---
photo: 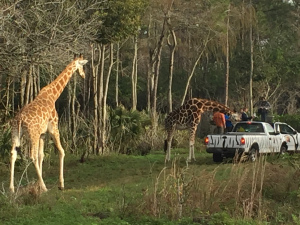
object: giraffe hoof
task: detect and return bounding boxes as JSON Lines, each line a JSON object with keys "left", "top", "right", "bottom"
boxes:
{"left": 58, "top": 186, "right": 64, "bottom": 191}
{"left": 9, "top": 186, "right": 15, "bottom": 193}
{"left": 186, "top": 158, "right": 196, "bottom": 163}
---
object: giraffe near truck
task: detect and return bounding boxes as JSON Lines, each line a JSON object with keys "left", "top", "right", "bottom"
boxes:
{"left": 164, "top": 98, "right": 239, "bottom": 162}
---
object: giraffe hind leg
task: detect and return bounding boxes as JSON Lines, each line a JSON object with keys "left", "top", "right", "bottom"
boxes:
{"left": 10, "top": 143, "right": 18, "bottom": 193}
{"left": 30, "top": 140, "right": 48, "bottom": 192}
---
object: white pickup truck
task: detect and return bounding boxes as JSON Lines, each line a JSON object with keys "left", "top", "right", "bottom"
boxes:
{"left": 205, "top": 121, "right": 300, "bottom": 162}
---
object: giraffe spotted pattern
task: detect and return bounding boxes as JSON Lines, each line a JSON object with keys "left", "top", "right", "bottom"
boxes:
{"left": 164, "top": 98, "right": 237, "bottom": 162}
{"left": 10, "top": 55, "right": 88, "bottom": 193}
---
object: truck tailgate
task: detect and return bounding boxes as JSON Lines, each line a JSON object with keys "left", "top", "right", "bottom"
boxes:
{"left": 206, "top": 134, "right": 240, "bottom": 148}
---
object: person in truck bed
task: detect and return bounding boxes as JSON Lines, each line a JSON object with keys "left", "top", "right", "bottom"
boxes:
{"left": 254, "top": 96, "right": 271, "bottom": 122}
{"left": 213, "top": 108, "right": 226, "bottom": 134}
{"left": 241, "top": 107, "right": 253, "bottom": 121}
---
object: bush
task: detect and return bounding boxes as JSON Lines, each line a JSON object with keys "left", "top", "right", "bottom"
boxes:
{"left": 273, "top": 114, "right": 300, "bottom": 131}
{"left": 0, "top": 123, "right": 11, "bottom": 160}
{"left": 108, "top": 106, "right": 152, "bottom": 155}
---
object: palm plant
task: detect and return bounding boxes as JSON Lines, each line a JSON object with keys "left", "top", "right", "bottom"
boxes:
{"left": 109, "top": 106, "right": 151, "bottom": 154}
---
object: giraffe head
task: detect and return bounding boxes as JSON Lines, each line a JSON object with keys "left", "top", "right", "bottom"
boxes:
{"left": 74, "top": 54, "right": 88, "bottom": 78}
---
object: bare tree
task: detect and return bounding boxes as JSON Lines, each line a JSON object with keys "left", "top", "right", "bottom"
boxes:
{"left": 131, "top": 35, "right": 138, "bottom": 111}
{"left": 166, "top": 18, "right": 177, "bottom": 113}
{"left": 181, "top": 35, "right": 211, "bottom": 105}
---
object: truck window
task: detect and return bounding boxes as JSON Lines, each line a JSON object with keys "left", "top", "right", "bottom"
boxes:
{"left": 279, "top": 124, "right": 294, "bottom": 134}
{"left": 233, "top": 123, "right": 264, "bottom": 133}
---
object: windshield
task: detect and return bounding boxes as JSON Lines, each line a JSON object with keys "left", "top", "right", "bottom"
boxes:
{"left": 233, "top": 123, "right": 264, "bottom": 133}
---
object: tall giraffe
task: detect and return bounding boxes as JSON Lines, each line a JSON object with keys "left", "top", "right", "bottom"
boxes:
{"left": 164, "top": 98, "right": 237, "bottom": 162}
{"left": 9, "top": 55, "right": 88, "bottom": 193}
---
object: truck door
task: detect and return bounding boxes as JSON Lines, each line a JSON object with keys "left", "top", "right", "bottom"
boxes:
{"left": 278, "top": 123, "right": 300, "bottom": 151}
{"left": 265, "top": 123, "right": 281, "bottom": 153}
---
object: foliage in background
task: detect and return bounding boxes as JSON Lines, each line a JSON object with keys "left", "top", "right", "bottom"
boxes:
{"left": 108, "top": 106, "right": 152, "bottom": 154}
{"left": 0, "top": 125, "right": 11, "bottom": 160}
{"left": 273, "top": 114, "right": 300, "bottom": 132}
{"left": 97, "top": 0, "right": 148, "bottom": 43}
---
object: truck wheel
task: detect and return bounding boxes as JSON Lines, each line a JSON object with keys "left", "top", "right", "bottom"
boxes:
{"left": 248, "top": 148, "right": 258, "bottom": 162}
{"left": 280, "top": 145, "right": 287, "bottom": 155}
{"left": 213, "top": 153, "right": 223, "bottom": 162}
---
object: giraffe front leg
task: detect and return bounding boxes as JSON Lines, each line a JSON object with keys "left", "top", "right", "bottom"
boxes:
{"left": 54, "top": 137, "right": 65, "bottom": 191}
{"left": 48, "top": 110, "right": 65, "bottom": 190}
{"left": 165, "top": 129, "right": 174, "bottom": 162}
{"left": 49, "top": 128, "right": 65, "bottom": 190}
{"left": 10, "top": 144, "right": 18, "bottom": 193}
{"left": 188, "top": 140, "right": 195, "bottom": 162}
{"left": 188, "top": 127, "right": 197, "bottom": 162}
{"left": 38, "top": 135, "right": 46, "bottom": 176}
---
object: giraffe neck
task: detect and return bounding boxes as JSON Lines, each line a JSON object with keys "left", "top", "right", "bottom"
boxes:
{"left": 38, "top": 61, "right": 76, "bottom": 102}
{"left": 184, "top": 98, "right": 233, "bottom": 114}
{"left": 206, "top": 102, "right": 232, "bottom": 114}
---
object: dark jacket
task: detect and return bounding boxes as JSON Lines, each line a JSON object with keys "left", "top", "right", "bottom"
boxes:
{"left": 241, "top": 112, "right": 252, "bottom": 121}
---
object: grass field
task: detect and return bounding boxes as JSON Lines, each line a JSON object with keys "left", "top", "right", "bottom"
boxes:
{"left": 1, "top": 145, "right": 300, "bottom": 225}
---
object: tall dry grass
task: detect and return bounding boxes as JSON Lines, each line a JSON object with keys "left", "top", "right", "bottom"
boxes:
{"left": 141, "top": 155, "right": 275, "bottom": 221}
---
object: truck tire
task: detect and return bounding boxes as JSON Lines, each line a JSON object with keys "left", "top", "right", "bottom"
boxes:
{"left": 248, "top": 148, "right": 258, "bottom": 162}
{"left": 213, "top": 153, "right": 223, "bottom": 162}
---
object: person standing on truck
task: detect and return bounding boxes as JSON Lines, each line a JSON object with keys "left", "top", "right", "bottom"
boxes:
{"left": 213, "top": 108, "right": 226, "bottom": 134}
{"left": 254, "top": 96, "right": 271, "bottom": 122}
{"left": 241, "top": 107, "right": 253, "bottom": 121}
{"left": 225, "top": 113, "right": 233, "bottom": 132}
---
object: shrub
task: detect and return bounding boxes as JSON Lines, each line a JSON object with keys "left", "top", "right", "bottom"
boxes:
{"left": 0, "top": 123, "right": 11, "bottom": 160}
{"left": 108, "top": 106, "right": 152, "bottom": 155}
{"left": 273, "top": 114, "right": 300, "bottom": 131}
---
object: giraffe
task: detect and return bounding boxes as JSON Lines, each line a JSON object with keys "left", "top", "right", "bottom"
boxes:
{"left": 164, "top": 98, "right": 237, "bottom": 162}
{"left": 9, "top": 54, "right": 88, "bottom": 193}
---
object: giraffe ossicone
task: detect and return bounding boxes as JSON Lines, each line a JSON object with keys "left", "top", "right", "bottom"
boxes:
{"left": 9, "top": 54, "right": 88, "bottom": 193}
{"left": 164, "top": 98, "right": 237, "bottom": 162}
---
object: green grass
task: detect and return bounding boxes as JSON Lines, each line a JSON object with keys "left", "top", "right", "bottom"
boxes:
{"left": 2, "top": 146, "right": 300, "bottom": 224}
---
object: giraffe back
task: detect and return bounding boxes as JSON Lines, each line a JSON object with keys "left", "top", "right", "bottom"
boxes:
{"left": 165, "top": 98, "right": 236, "bottom": 131}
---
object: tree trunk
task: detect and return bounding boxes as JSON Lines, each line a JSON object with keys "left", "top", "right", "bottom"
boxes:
{"left": 24, "top": 64, "right": 33, "bottom": 105}
{"left": 147, "top": 64, "right": 151, "bottom": 112}
{"left": 115, "top": 42, "right": 120, "bottom": 107}
{"left": 70, "top": 72, "right": 77, "bottom": 152}
{"left": 146, "top": 14, "right": 152, "bottom": 113}
{"left": 5, "top": 76, "right": 13, "bottom": 117}
{"left": 249, "top": 0, "right": 254, "bottom": 115}
{"left": 167, "top": 20, "right": 177, "bottom": 113}
{"left": 224, "top": 4, "right": 230, "bottom": 106}
{"left": 131, "top": 36, "right": 138, "bottom": 111}
{"left": 151, "top": 23, "right": 166, "bottom": 130}
{"left": 97, "top": 44, "right": 105, "bottom": 154}
{"left": 91, "top": 43, "right": 101, "bottom": 154}
{"left": 181, "top": 35, "right": 211, "bottom": 105}
{"left": 20, "top": 67, "right": 27, "bottom": 107}
{"left": 102, "top": 43, "right": 114, "bottom": 154}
